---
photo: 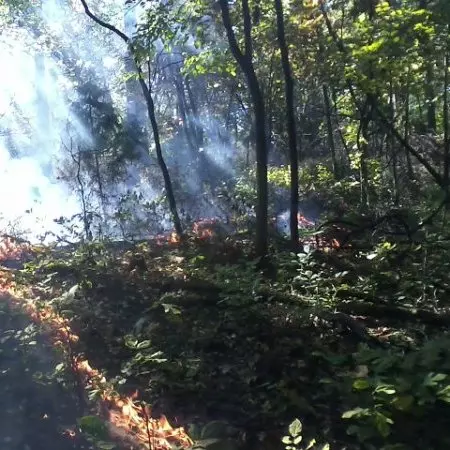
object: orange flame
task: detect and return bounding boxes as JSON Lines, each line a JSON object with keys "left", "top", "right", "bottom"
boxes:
{"left": 192, "top": 219, "right": 222, "bottom": 240}
{"left": 0, "top": 237, "right": 193, "bottom": 450}
{"left": 0, "top": 235, "right": 30, "bottom": 262}
{"left": 169, "top": 232, "right": 180, "bottom": 244}
{"left": 297, "top": 213, "right": 315, "bottom": 228}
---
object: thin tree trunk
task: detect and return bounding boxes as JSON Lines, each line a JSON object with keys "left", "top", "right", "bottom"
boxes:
{"left": 403, "top": 75, "right": 414, "bottom": 179}
{"left": 274, "top": 0, "right": 299, "bottom": 249}
{"left": 173, "top": 74, "right": 197, "bottom": 154}
{"left": 331, "top": 88, "right": 351, "bottom": 170}
{"left": 443, "top": 24, "right": 450, "bottom": 194}
{"left": 219, "top": 0, "right": 269, "bottom": 258}
{"left": 185, "top": 76, "right": 204, "bottom": 148}
{"left": 123, "top": 2, "right": 148, "bottom": 160}
{"left": 389, "top": 77, "right": 399, "bottom": 205}
{"left": 79, "top": 0, "right": 183, "bottom": 237}
{"left": 358, "top": 109, "right": 370, "bottom": 209}
{"left": 141, "top": 66, "right": 183, "bottom": 236}
{"left": 322, "top": 83, "right": 338, "bottom": 178}
{"left": 425, "top": 65, "right": 437, "bottom": 133}
{"left": 419, "top": 0, "right": 437, "bottom": 133}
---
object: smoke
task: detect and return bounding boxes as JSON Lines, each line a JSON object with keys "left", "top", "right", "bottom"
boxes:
{"left": 0, "top": 0, "right": 128, "bottom": 241}
{"left": 0, "top": 0, "right": 240, "bottom": 242}
{"left": 0, "top": 24, "right": 79, "bottom": 239}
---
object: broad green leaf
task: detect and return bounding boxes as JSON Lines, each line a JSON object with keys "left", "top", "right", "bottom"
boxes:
{"left": 342, "top": 407, "right": 369, "bottom": 419}
{"left": 353, "top": 378, "right": 370, "bottom": 390}
{"left": 288, "top": 418, "right": 302, "bottom": 437}
{"left": 392, "top": 395, "right": 414, "bottom": 411}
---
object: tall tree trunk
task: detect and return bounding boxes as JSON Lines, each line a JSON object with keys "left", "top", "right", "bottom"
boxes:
{"left": 359, "top": 0, "right": 377, "bottom": 210}
{"left": 403, "top": 74, "right": 414, "bottom": 179}
{"left": 174, "top": 70, "right": 214, "bottom": 189}
{"left": 424, "top": 65, "right": 437, "bottom": 133}
{"left": 443, "top": 23, "right": 450, "bottom": 194}
{"left": 219, "top": 0, "right": 268, "bottom": 258}
{"left": 419, "top": 0, "right": 437, "bottom": 133}
{"left": 173, "top": 74, "right": 198, "bottom": 154}
{"left": 389, "top": 77, "right": 399, "bottom": 205}
{"left": 80, "top": 0, "right": 183, "bottom": 237}
{"left": 358, "top": 105, "right": 370, "bottom": 210}
{"left": 123, "top": 2, "right": 149, "bottom": 161}
{"left": 185, "top": 76, "right": 204, "bottom": 148}
{"left": 141, "top": 66, "right": 183, "bottom": 237}
{"left": 87, "top": 103, "right": 107, "bottom": 213}
{"left": 322, "top": 83, "right": 338, "bottom": 178}
{"left": 273, "top": 0, "right": 299, "bottom": 249}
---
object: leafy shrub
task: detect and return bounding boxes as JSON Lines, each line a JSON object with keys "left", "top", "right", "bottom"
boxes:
{"left": 342, "top": 339, "right": 450, "bottom": 449}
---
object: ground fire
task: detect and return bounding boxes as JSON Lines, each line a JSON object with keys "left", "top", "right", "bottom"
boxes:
{"left": 0, "top": 236, "right": 193, "bottom": 450}
{"left": 0, "top": 220, "right": 344, "bottom": 448}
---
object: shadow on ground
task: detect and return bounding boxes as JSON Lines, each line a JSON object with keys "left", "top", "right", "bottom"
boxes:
{"left": 0, "top": 293, "right": 92, "bottom": 450}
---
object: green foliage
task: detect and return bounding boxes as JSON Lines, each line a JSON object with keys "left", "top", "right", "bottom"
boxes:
{"left": 77, "top": 415, "right": 117, "bottom": 449}
{"left": 184, "top": 50, "right": 237, "bottom": 77}
{"left": 268, "top": 165, "right": 291, "bottom": 189}
{"left": 282, "top": 418, "right": 330, "bottom": 450}
{"left": 341, "top": 340, "right": 450, "bottom": 448}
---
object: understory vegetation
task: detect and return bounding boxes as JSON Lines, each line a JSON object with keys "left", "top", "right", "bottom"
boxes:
{"left": 1, "top": 0, "right": 450, "bottom": 449}
{"left": 4, "top": 172, "right": 450, "bottom": 450}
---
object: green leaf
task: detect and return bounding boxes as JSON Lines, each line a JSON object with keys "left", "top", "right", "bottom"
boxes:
{"left": 392, "top": 395, "right": 414, "bottom": 411}
{"left": 288, "top": 418, "right": 302, "bottom": 437}
{"left": 430, "top": 373, "right": 447, "bottom": 382}
{"left": 342, "top": 407, "right": 369, "bottom": 419}
{"left": 282, "top": 436, "right": 292, "bottom": 444}
{"left": 77, "top": 415, "right": 108, "bottom": 440}
{"left": 374, "top": 384, "right": 396, "bottom": 395}
{"left": 353, "top": 378, "right": 370, "bottom": 390}
{"left": 136, "top": 340, "right": 152, "bottom": 350}
{"left": 375, "top": 413, "right": 392, "bottom": 438}
{"left": 54, "top": 362, "right": 65, "bottom": 373}
{"left": 193, "top": 438, "right": 221, "bottom": 448}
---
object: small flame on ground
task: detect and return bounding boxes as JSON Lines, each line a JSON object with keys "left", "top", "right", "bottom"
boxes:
{"left": 62, "top": 428, "right": 77, "bottom": 438}
{"left": 169, "top": 232, "right": 180, "bottom": 244}
{"left": 0, "top": 237, "right": 193, "bottom": 450}
{"left": 192, "top": 218, "right": 222, "bottom": 240}
{"left": 297, "top": 213, "right": 315, "bottom": 228}
{"left": 0, "top": 235, "right": 30, "bottom": 262}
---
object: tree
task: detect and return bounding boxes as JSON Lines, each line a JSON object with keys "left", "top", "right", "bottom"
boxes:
{"left": 218, "top": 0, "right": 269, "bottom": 258}
{"left": 79, "top": 0, "right": 183, "bottom": 238}
{"left": 273, "top": 0, "right": 299, "bottom": 249}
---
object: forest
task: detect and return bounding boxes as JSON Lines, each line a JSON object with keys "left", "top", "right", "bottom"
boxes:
{"left": 0, "top": 0, "right": 450, "bottom": 449}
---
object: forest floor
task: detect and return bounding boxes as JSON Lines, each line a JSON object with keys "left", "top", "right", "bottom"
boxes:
{"left": 1, "top": 225, "right": 450, "bottom": 449}
{"left": 0, "top": 293, "right": 92, "bottom": 450}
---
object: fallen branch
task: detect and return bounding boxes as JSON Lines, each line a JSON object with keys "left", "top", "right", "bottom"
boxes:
{"left": 335, "top": 297, "right": 450, "bottom": 327}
